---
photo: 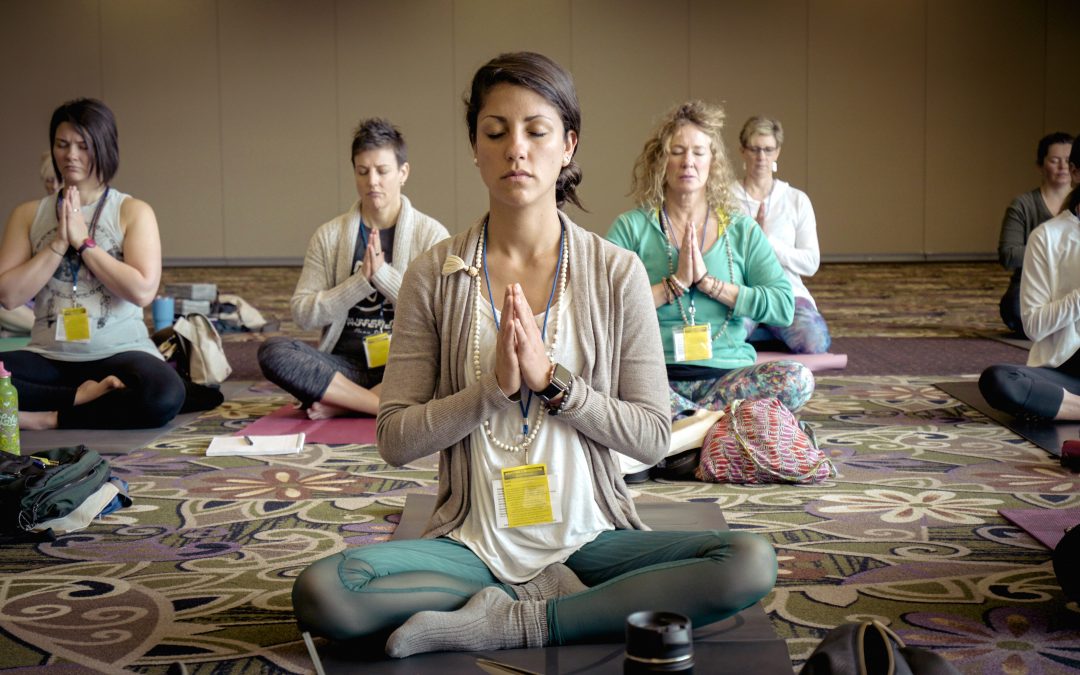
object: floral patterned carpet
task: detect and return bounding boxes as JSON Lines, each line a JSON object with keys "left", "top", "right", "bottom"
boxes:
{"left": 1, "top": 375, "right": 1078, "bottom": 673}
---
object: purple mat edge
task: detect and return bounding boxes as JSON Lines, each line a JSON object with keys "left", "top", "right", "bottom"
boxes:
{"left": 998, "top": 507, "right": 1080, "bottom": 549}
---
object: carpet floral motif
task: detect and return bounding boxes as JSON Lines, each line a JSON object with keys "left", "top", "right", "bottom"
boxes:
{"left": 1, "top": 376, "right": 1078, "bottom": 673}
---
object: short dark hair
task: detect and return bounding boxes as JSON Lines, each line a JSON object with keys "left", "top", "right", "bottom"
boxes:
{"left": 464, "top": 52, "right": 584, "bottom": 210}
{"left": 351, "top": 118, "right": 407, "bottom": 167}
{"left": 1036, "top": 131, "right": 1073, "bottom": 166}
{"left": 49, "top": 98, "right": 119, "bottom": 185}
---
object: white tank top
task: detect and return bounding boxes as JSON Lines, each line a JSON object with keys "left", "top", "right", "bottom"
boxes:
{"left": 25, "top": 189, "right": 161, "bottom": 362}
{"left": 451, "top": 291, "right": 613, "bottom": 583}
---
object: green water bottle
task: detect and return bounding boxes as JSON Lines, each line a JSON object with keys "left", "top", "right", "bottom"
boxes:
{"left": 0, "top": 361, "right": 19, "bottom": 456}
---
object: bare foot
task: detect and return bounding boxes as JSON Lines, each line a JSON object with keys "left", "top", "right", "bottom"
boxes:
{"left": 74, "top": 376, "right": 126, "bottom": 406}
{"left": 19, "top": 410, "right": 59, "bottom": 430}
{"left": 307, "top": 401, "right": 349, "bottom": 420}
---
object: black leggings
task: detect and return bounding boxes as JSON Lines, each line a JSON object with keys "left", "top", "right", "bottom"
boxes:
{"left": 257, "top": 337, "right": 382, "bottom": 406}
{"left": 3, "top": 349, "right": 185, "bottom": 429}
{"left": 979, "top": 350, "right": 1080, "bottom": 419}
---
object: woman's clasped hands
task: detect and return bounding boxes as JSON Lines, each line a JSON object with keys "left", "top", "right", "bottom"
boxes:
{"left": 674, "top": 221, "right": 707, "bottom": 289}
{"left": 51, "top": 185, "right": 91, "bottom": 255}
{"left": 494, "top": 283, "right": 552, "bottom": 398}
{"left": 360, "top": 228, "right": 384, "bottom": 280}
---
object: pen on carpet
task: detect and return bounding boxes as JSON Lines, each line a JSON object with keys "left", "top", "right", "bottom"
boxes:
{"left": 244, "top": 436, "right": 254, "bottom": 445}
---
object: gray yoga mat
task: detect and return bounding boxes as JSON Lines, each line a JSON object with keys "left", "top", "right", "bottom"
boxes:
{"left": 315, "top": 492, "right": 792, "bottom": 674}
{"left": 936, "top": 380, "right": 1076, "bottom": 457}
{"left": 19, "top": 380, "right": 252, "bottom": 453}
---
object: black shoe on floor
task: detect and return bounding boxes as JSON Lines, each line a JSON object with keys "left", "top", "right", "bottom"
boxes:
{"left": 623, "top": 469, "right": 651, "bottom": 484}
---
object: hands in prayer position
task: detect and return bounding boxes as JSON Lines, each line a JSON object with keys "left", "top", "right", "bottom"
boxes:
{"left": 495, "top": 283, "right": 552, "bottom": 397}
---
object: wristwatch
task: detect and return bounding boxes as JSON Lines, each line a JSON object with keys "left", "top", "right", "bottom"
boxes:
{"left": 77, "top": 238, "right": 97, "bottom": 255}
{"left": 536, "top": 363, "right": 572, "bottom": 408}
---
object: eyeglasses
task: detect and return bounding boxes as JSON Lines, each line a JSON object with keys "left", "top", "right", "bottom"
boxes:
{"left": 743, "top": 145, "right": 777, "bottom": 155}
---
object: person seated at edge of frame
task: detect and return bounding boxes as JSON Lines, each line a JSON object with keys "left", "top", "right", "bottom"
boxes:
{"left": 997, "top": 131, "right": 1074, "bottom": 337}
{"left": 0, "top": 153, "right": 58, "bottom": 339}
{"left": 257, "top": 118, "right": 449, "bottom": 420}
{"left": 1072, "top": 140, "right": 1080, "bottom": 188}
{"left": 731, "top": 115, "right": 830, "bottom": 354}
{"left": 979, "top": 182, "right": 1080, "bottom": 421}
{"left": 606, "top": 100, "right": 814, "bottom": 481}
{"left": 290, "top": 52, "right": 777, "bottom": 658}
{"left": 0, "top": 98, "right": 185, "bottom": 430}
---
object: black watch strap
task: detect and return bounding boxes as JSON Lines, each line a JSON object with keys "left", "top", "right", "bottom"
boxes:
{"left": 536, "top": 363, "right": 572, "bottom": 404}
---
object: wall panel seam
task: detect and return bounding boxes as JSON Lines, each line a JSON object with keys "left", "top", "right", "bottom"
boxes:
{"left": 215, "top": 0, "right": 226, "bottom": 255}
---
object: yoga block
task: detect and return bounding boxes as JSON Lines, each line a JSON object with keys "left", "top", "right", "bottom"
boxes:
{"left": 177, "top": 299, "right": 212, "bottom": 316}
{"left": 165, "top": 282, "right": 218, "bottom": 301}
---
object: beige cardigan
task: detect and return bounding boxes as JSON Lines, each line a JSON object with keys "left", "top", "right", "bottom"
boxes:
{"left": 377, "top": 215, "right": 670, "bottom": 538}
{"left": 290, "top": 195, "right": 449, "bottom": 352}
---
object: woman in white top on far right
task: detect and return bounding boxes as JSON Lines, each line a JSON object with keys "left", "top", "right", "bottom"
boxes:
{"left": 732, "top": 116, "right": 830, "bottom": 354}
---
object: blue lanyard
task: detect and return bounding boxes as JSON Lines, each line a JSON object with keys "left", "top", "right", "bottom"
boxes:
{"left": 482, "top": 223, "right": 565, "bottom": 436}
{"left": 57, "top": 187, "right": 110, "bottom": 298}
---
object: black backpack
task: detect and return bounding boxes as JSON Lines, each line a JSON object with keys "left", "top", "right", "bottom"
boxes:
{"left": 0, "top": 445, "right": 112, "bottom": 539}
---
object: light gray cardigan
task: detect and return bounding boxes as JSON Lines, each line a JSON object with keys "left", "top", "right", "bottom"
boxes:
{"left": 290, "top": 195, "right": 449, "bottom": 352}
{"left": 377, "top": 215, "right": 671, "bottom": 538}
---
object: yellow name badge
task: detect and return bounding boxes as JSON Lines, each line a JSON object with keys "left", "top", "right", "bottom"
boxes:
{"left": 673, "top": 324, "right": 712, "bottom": 362}
{"left": 58, "top": 306, "right": 92, "bottom": 342}
{"left": 363, "top": 333, "right": 391, "bottom": 368}
{"left": 500, "top": 463, "right": 555, "bottom": 528}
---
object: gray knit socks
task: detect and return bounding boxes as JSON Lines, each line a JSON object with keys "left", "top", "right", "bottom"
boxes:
{"left": 385, "top": 587, "right": 548, "bottom": 658}
{"left": 511, "top": 563, "right": 588, "bottom": 601}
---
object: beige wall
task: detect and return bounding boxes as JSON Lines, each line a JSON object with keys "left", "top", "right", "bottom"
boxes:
{"left": 1, "top": 0, "right": 1076, "bottom": 264}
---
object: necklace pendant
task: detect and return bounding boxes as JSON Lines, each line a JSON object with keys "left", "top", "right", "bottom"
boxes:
{"left": 522, "top": 422, "right": 529, "bottom": 436}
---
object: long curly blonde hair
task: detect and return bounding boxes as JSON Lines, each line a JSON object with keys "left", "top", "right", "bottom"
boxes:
{"left": 629, "top": 100, "right": 736, "bottom": 213}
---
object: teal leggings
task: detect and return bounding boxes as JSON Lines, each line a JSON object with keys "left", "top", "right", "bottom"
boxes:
{"left": 292, "top": 528, "right": 777, "bottom": 645}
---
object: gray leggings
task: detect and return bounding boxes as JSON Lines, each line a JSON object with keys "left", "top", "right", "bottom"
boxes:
{"left": 257, "top": 337, "right": 382, "bottom": 406}
{"left": 291, "top": 528, "right": 777, "bottom": 644}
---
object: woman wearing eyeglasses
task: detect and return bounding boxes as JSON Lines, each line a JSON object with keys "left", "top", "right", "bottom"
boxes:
{"left": 731, "top": 116, "right": 830, "bottom": 354}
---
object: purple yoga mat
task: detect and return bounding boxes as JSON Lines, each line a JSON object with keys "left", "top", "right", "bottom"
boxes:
{"left": 999, "top": 507, "right": 1080, "bottom": 549}
{"left": 755, "top": 351, "right": 848, "bottom": 372}
{"left": 237, "top": 404, "right": 376, "bottom": 445}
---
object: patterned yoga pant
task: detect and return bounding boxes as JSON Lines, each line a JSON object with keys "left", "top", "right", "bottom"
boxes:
{"left": 257, "top": 337, "right": 382, "bottom": 406}
{"left": 291, "top": 528, "right": 777, "bottom": 644}
{"left": 745, "top": 297, "right": 831, "bottom": 354}
{"left": 669, "top": 359, "right": 815, "bottom": 418}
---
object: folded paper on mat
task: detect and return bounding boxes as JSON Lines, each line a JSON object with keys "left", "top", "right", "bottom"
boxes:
{"left": 207, "top": 433, "right": 305, "bottom": 456}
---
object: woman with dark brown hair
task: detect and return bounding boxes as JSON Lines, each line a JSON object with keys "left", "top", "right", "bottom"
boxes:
{"left": 0, "top": 98, "right": 184, "bottom": 430}
{"left": 290, "top": 53, "right": 776, "bottom": 658}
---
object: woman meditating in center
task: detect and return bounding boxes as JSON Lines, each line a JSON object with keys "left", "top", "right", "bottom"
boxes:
{"left": 258, "top": 118, "right": 448, "bottom": 419}
{"left": 291, "top": 52, "right": 776, "bottom": 657}
{"left": 606, "top": 101, "right": 815, "bottom": 476}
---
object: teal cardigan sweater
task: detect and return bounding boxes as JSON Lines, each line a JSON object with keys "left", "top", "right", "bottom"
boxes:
{"left": 607, "top": 207, "right": 793, "bottom": 370}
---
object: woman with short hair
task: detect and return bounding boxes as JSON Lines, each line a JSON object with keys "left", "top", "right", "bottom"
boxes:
{"left": 257, "top": 118, "right": 448, "bottom": 419}
{"left": 0, "top": 98, "right": 184, "bottom": 429}
{"left": 731, "top": 115, "right": 830, "bottom": 354}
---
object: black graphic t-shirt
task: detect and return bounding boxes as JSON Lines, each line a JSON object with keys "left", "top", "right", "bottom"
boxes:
{"left": 332, "top": 226, "right": 396, "bottom": 369}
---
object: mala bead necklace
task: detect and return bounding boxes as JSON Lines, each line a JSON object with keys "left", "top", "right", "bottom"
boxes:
{"left": 659, "top": 205, "right": 736, "bottom": 345}
{"left": 471, "top": 219, "right": 569, "bottom": 453}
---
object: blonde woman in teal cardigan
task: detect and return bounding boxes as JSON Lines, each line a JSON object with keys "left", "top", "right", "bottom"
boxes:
{"left": 608, "top": 101, "right": 814, "bottom": 476}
